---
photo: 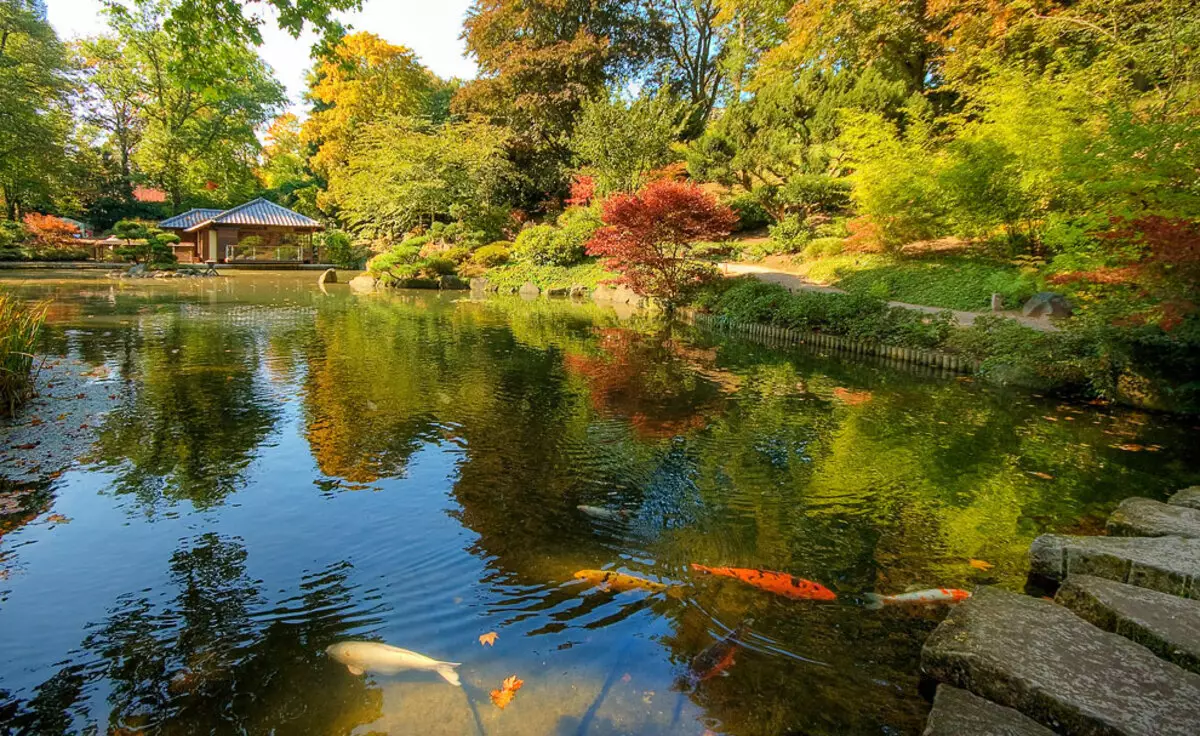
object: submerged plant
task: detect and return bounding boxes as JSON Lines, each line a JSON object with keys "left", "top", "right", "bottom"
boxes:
{"left": 0, "top": 294, "right": 45, "bottom": 416}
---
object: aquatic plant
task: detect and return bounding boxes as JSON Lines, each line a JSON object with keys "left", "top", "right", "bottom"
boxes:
{"left": 0, "top": 294, "right": 45, "bottom": 416}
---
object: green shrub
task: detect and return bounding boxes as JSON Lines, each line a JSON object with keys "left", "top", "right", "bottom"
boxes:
{"left": 421, "top": 256, "right": 457, "bottom": 277}
{"left": 768, "top": 214, "right": 810, "bottom": 252}
{"left": 318, "top": 229, "right": 365, "bottom": 268}
{"left": 442, "top": 246, "right": 472, "bottom": 264}
{"left": 369, "top": 244, "right": 422, "bottom": 276}
{"left": 802, "top": 236, "right": 845, "bottom": 259}
{"left": 727, "top": 193, "right": 772, "bottom": 231}
{"left": 513, "top": 224, "right": 581, "bottom": 266}
{"left": 473, "top": 243, "right": 511, "bottom": 267}
{"left": 0, "top": 220, "right": 27, "bottom": 249}
{"left": 695, "top": 278, "right": 954, "bottom": 347}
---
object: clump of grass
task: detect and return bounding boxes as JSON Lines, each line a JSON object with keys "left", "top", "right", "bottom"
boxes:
{"left": 0, "top": 294, "right": 45, "bottom": 416}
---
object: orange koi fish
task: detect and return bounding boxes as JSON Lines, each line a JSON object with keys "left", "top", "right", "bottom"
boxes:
{"left": 864, "top": 588, "right": 971, "bottom": 610}
{"left": 685, "top": 626, "right": 747, "bottom": 687}
{"left": 690, "top": 564, "right": 836, "bottom": 601}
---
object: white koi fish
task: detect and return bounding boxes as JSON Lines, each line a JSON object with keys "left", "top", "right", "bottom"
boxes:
{"left": 325, "top": 641, "right": 461, "bottom": 686}
{"left": 577, "top": 505, "right": 631, "bottom": 521}
{"left": 864, "top": 588, "right": 971, "bottom": 610}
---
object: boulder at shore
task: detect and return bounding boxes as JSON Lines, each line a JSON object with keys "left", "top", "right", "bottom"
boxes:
{"left": 1108, "top": 497, "right": 1200, "bottom": 539}
{"left": 1055, "top": 574, "right": 1200, "bottom": 674}
{"left": 922, "top": 586, "right": 1200, "bottom": 735}
{"left": 923, "top": 685, "right": 1054, "bottom": 736}
{"left": 1029, "top": 533, "right": 1200, "bottom": 598}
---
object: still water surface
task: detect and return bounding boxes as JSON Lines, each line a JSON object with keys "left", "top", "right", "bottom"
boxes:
{"left": 0, "top": 271, "right": 1197, "bottom": 735}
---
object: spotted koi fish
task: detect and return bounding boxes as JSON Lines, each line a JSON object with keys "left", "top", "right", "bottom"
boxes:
{"left": 864, "top": 588, "right": 971, "bottom": 609}
{"left": 690, "top": 564, "right": 836, "bottom": 601}
{"left": 573, "top": 569, "right": 679, "bottom": 596}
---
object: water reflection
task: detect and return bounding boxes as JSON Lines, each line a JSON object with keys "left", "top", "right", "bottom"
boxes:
{"left": 0, "top": 272, "right": 1197, "bottom": 735}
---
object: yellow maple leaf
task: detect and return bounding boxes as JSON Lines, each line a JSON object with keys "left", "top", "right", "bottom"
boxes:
{"left": 968, "top": 559, "right": 994, "bottom": 571}
{"left": 478, "top": 631, "right": 498, "bottom": 647}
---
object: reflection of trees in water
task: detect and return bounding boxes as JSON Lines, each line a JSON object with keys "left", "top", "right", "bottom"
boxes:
{"left": 86, "top": 319, "right": 279, "bottom": 509}
{"left": 1, "top": 535, "right": 384, "bottom": 735}
{"left": 563, "top": 328, "right": 727, "bottom": 439}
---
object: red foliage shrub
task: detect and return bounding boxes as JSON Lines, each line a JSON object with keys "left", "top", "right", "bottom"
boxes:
{"left": 843, "top": 216, "right": 885, "bottom": 253}
{"left": 566, "top": 175, "right": 595, "bottom": 207}
{"left": 587, "top": 180, "right": 737, "bottom": 307}
{"left": 21, "top": 213, "right": 79, "bottom": 247}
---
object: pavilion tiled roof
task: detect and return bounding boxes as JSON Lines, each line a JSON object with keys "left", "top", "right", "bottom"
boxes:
{"left": 159, "top": 208, "right": 223, "bottom": 230}
{"left": 160, "top": 199, "right": 322, "bottom": 232}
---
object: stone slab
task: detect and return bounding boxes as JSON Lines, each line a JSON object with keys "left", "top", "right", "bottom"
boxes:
{"left": 1108, "top": 497, "right": 1200, "bottom": 539}
{"left": 923, "top": 685, "right": 1055, "bottom": 736}
{"left": 922, "top": 586, "right": 1200, "bottom": 735}
{"left": 1169, "top": 486, "right": 1200, "bottom": 511}
{"left": 1029, "top": 533, "right": 1200, "bottom": 599}
{"left": 1056, "top": 574, "right": 1200, "bottom": 674}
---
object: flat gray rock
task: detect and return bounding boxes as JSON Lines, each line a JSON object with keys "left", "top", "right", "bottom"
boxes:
{"left": 1169, "top": 486, "right": 1200, "bottom": 511}
{"left": 1030, "top": 533, "right": 1200, "bottom": 599}
{"left": 922, "top": 587, "right": 1200, "bottom": 735}
{"left": 923, "top": 685, "right": 1055, "bottom": 736}
{"left": 1108, "top": 497, "right": 1200, "bottom": 538}
{"left": 1056, "top": 574, "right": 1200, "bottom": 674}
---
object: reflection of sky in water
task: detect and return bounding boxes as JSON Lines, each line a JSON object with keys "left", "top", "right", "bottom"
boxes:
{"left": 0, "top": 271, "right": 1197, "bottom": 735}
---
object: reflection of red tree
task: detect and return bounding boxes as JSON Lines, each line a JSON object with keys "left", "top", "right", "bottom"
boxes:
{"left": 564, "top": 328, "right": 725, "bottom": 439}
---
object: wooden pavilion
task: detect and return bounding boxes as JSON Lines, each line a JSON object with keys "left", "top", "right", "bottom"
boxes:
{"left": 159, "top": 199, "right": 324, "bottom": 264}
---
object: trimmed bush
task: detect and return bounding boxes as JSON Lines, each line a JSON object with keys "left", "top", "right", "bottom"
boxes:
{"left": 473, "top": 243, "right": 511, "bottom": 267}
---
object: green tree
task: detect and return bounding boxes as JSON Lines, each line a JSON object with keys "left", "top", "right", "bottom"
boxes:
{"left": 0, "top": 0, "right": 73, "bottom": 218}
{"left": 103, "top": 0, "right": 285, "bottom": 210}
{"left": 330, "top": 117, "right": 514, "bottom": 240}
{"left": 454, "top": 0, "right": 666, "bottom": 203}
{"left": 572, "top": 92, "right": 688, "bottom": 194}
{"left": 112, "top": 218, "right": 179, "bottom": 265}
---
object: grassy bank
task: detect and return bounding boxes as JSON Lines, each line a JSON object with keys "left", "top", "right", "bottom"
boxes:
{"left": 482, "top": 259, "right": 616, "bottom": 292}
{"left": 693, "top": 278, "right": 1199, "bottom": 412}
{"left": 0, "top": 294, "right": 45, "bottom": 416}
{"left": 792, "top": 253, "right": 1038, "bottom": 311}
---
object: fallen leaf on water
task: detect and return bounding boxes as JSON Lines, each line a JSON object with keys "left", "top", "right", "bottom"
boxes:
{"left": 1029, "top": 471, "right": 1055, "bottom": 480}
{"left": 12, "top": 443, "right": 38, "bottom": 451}
{"left": 490, "top": 675, "right": 524, "bottom": 709}
{"left": 832, "top": 387, "right": 873, "bottom": 406}
{"left": 46, "top": 514, "right": 69, "bottom": 524}
{"left": 968, "top": 559, "right": 994, "bottom": 571}
{"left": 1112, "top": 443, "right": 1145, "bottom": 452}
{"left": 75, "top": 393, "right": 86, "bottom": 399}
{"left": 479, "top": 632, "right": 498, "bottom": 647}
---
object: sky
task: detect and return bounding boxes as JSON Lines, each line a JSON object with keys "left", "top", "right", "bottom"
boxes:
{"left": 46, "top": 0, "right": 479, "bottom": 115}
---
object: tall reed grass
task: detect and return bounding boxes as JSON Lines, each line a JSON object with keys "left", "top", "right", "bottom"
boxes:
{"left": 0, "top": 293, "right": 45, "bottom": 416}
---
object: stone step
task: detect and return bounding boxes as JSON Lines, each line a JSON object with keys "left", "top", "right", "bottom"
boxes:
{"left": 923, "top": 685, "right": 1055, "bottom": 736}
{"left": 1029, "top": 533, "right": 1199, "bottom": 599}
{"left": 1055, "top": 574, "right": 1200, "bottom": 674}
{"left": 1169, "top": 486, "right": 1200, "bottom": 511}
{"left": 1108, "top": 497, "right": 1200, "bottom": 539}
{"left": 922, "top": 586, "right": 1200, "bottom": 736}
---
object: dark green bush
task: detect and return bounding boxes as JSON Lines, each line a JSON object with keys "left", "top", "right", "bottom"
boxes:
{"left": 726, "top": 193, "right": 772, "bottom": 231}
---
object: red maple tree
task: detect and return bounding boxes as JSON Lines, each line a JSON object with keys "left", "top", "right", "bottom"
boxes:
{"left": 22, "top": 213, "right": 79, "bottom": 248}
{"left": 587, "top": 180, "right": 737, "bottom": 308}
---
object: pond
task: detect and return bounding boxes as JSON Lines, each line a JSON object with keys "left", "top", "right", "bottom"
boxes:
{"left": 1, "top": 270, "right": 1197, "bottom": 735}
